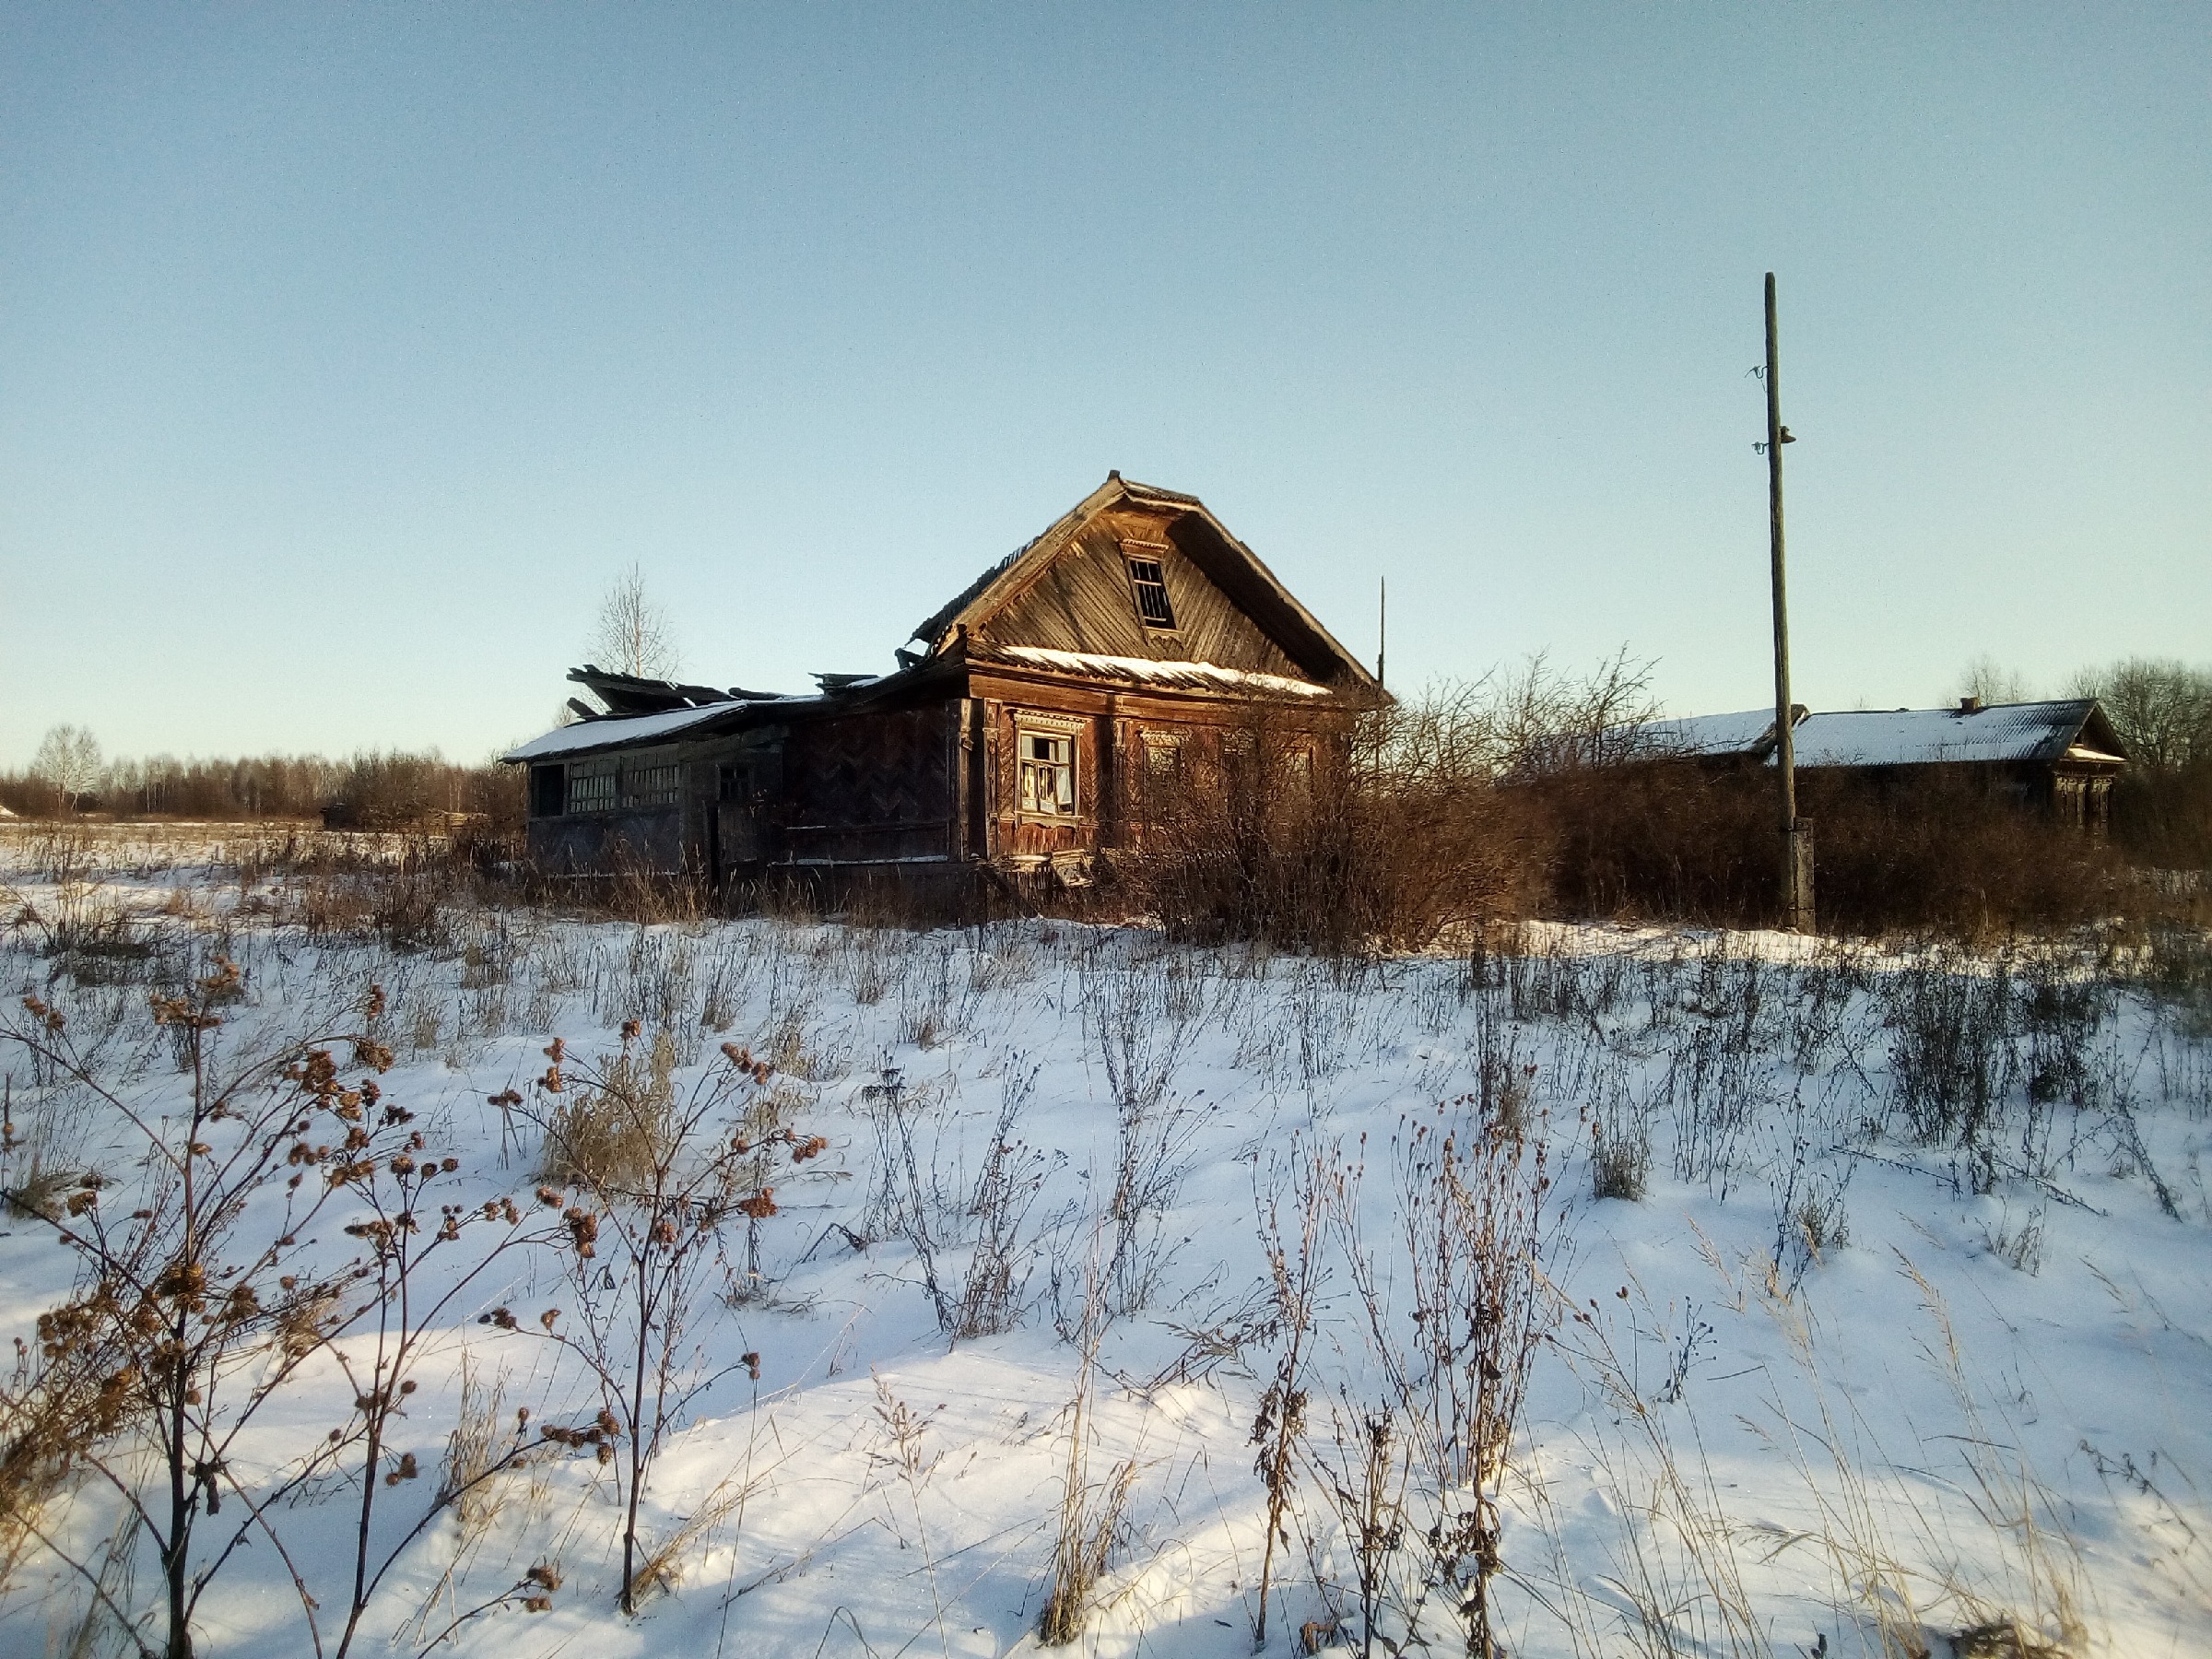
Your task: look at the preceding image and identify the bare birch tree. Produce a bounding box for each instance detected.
[30,725,102,813]
[588,565,680,682]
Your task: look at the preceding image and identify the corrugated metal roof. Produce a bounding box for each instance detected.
[1630,708,1784,758]
[1782,700,2100,769]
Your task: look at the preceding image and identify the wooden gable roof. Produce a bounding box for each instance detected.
[911,475,1384,700]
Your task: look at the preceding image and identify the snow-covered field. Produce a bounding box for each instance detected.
[2,826,2208,1659]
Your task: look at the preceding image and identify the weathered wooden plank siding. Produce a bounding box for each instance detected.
[980,510,1304,678]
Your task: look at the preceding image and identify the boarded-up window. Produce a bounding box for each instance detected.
[1144,732,1184,776]
[1019,731,1077,817]
[1123,544,1178,631]
[567,767,617,813]
[621,763,682,809]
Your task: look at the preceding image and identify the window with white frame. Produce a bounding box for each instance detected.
[1018,728,1077,817]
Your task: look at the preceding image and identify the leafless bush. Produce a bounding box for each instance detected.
[520,1031,808,1612]
[1117,687,1550,953]
[1079,952,1210,1315]
[0,971,559,1659]
[1384,1106,1559,1657]
[890,1062,1053,1339]
[1038,1265,1137,1646]
[1308,1399,1408,1659]
[951,1064,1050,1337]
[536,1027,680,1192]
[1977,1202,2046,1274]
[1591,1077,1653,1204]
[1887,950,2016,1192]
[1248,1140,1335,1647]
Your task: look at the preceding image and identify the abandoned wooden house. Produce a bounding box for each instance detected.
[1626,696,2131,830]
[502,474,1386,904]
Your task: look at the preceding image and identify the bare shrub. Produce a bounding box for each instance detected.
[1081,951,1210,1315]
[0,972,558,1659]
[890,1062,1053,1339]
[1885,950,2016,1192]
[1536,757,2145,935]
[1118,688,1547,954]
[1038,1265,1137,1647]
[1308,1400,1408,1659]
[950,1064,1050,1337]
[1976,1202,2046,1274]
[1591,1084,1653,1203]
[1248,1140,1335,1647]
[1385,1107,1559,1657]
[521,1032,808,1613]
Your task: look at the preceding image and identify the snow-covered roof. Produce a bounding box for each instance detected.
[991,645,1333,699]
[1628,708,1788,759]
[1781,700,2117,769]
[502,701,773,762]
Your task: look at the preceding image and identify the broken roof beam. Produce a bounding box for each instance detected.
[565,665,740,715]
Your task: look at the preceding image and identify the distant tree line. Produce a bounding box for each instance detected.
[1,726,523,828]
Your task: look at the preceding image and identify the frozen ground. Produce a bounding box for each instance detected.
[1,826,2207,1659]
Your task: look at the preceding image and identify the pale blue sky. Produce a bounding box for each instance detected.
[3,5,2206,766]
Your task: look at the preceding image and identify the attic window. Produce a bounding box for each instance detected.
[1122,544,1178,631]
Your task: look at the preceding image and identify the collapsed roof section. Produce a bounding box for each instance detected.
[565,665,786,717]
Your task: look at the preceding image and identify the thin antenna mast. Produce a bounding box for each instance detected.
[1376,576,1387,688]
[1765,272,1814,931]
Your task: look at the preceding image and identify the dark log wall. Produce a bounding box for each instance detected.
[980,509,1305,679]
[525,743,693,876]
[780,702,959,865]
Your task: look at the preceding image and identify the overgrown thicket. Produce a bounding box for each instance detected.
[1536,763,2140,935]
[2073,656,2212,870]
[1115,654,1649,952]
[0,862,798,1653]
[1119,651,2206,947]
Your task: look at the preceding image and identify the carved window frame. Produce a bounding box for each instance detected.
[1014,712,1085,820]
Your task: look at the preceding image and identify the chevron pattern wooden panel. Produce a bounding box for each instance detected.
[785,705,954,829]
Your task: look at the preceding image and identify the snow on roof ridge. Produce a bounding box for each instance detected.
[994,644,1332,698]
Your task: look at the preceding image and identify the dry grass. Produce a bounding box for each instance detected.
[1039,1264,1139,1646]
[537,1029,680,1193]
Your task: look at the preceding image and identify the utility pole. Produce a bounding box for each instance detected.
[1765,272,1815,931]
